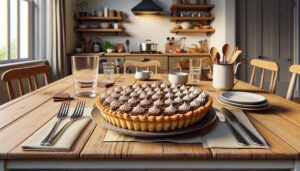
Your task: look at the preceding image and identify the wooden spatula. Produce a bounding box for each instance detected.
[222,44,231,63]
[216,52,221,64]
[229,50,242,64]
[210,47,218,63]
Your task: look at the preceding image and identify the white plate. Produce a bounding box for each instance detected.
[220,92,267,104]
[219,96,270,108]
[217,97,271,111]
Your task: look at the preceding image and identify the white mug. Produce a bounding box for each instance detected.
[135,70,153,80]
[113,23,120,29]
[212,63,241,90]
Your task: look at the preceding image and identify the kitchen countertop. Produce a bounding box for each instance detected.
[69,52,210,57]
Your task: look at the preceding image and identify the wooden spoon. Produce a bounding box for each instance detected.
[210,47,218,63]
[229,50,242,64]
[216,52,221,64]
[222,44,231,64]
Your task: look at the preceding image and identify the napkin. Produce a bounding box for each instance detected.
[202,108,269,149]
[103,108,269,149]
[22,108,92,151]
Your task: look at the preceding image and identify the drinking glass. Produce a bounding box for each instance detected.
[190,58,202,83]
[103,62,115,80]
[71,56,99,97]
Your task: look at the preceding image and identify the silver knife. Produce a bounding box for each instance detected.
[215,109,248,146]
[220,108,264,146]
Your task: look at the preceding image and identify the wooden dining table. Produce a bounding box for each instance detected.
[0,74,300,171]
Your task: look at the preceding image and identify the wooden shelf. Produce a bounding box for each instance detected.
[170,28,215,35]
[170,16,214,22]
[75,16,123,21]
[75,29,123,33]
[171,4,215,10]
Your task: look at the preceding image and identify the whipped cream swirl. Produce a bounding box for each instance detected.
[111,92,121,98]
[132,104,145,114]
[154,98,164,106]
[164,104,177,114]
[180,85,187,91]
[128,98,138,104]
[145,87,152,92]
[140,98,151,106]
[119,95,129,101]
[104,97,114,104]
[165,97,173,105]
[110,100,122,109]
[119,103,131,112]
[146,90,155,96]
[178,102,190,113]
[190,99,201,108]
[174,96,183,103]
[142,83,149,88]
[183,94,191,101]
[148,105,161,115]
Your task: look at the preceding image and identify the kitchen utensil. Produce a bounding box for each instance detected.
[229,50,242,64]
[222,44,231,63]
[210,47,218,63]
[91,107,217,138]
[216,52,221,64]
[45,101,85,146]
[125,39,130,52]
[220,92,267,104]
[220,108,264,146]
[40,101,70,146]
[217,97,271,111]
[168,72,188,85]
[138,40,158,52]
[215,109,248,146]
[200,39,209,53]
[212,63,241,90]
[135,70,153,80]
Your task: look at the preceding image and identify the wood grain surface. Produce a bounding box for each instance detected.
[0,74,300,160]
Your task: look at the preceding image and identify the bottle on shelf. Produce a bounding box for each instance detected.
[93,38,100,52]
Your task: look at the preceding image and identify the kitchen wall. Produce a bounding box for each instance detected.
[65,0,235,54]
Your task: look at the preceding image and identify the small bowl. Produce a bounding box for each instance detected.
[100,22,110,29]
[168,72,188,85]
[75,48,83,53]
[106,49,115,53]
[78,25,88,29]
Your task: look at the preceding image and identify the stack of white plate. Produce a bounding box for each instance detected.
[218,92,271,111]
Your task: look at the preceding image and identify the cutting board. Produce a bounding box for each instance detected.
[165,43,177,53]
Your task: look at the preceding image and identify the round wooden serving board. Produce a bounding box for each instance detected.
[91,107,217,138]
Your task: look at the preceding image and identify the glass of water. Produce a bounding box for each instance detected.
[190,58,202,83]
[103,62,115,81]
[71,56,99,97]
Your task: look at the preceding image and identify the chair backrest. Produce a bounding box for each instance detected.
[286,64,300,100]
[1,65,52,100]
[249,59,279,93]
[123,60,161,74]
[177,57,213,72]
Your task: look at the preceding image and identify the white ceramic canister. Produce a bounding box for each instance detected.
[104,7,109,17]
[212,63,235,90]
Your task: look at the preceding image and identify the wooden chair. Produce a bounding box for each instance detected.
[1,65,52,100]
[286,64,300,102]
[123,60,161,74]
[177,57,213,79]
[249,59,279,93]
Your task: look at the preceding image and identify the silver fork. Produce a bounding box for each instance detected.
[40,101,70,146]
[45,101,85,146]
